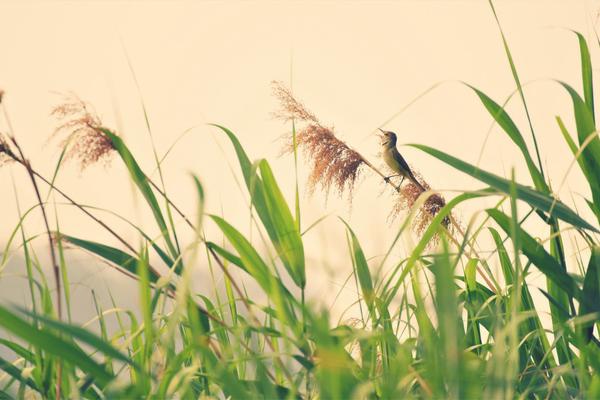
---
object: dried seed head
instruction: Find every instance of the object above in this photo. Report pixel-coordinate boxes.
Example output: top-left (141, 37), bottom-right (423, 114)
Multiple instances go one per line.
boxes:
top-left (288, 123), bottom-right (365, 199)
top-left (272, 81), bottom-right (319, 124)
top-left (274, 82), bottom-right (366, 199)
top-left (388, 170), bottom-right (451, 240)
top-left (50, 94), bottom-right (115, 170)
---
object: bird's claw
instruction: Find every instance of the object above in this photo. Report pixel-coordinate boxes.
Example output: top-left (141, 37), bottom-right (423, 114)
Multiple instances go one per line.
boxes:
top-left (383, 176), bottom-right (391, 183)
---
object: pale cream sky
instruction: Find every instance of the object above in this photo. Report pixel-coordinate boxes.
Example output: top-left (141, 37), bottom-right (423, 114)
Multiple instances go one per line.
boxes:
top-left (1, 1), bottom-right (599, 318)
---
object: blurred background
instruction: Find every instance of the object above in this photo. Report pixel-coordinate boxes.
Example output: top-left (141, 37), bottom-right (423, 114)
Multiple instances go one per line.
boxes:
top-left (1, 0), bottom-right (599, 323)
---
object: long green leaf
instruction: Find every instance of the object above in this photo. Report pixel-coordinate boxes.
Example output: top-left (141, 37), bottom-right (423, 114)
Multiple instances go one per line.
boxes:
top-left (487, 209), bottom-right (581, 300)
top-left (467, 85), bottom-right (546, 191)
top-left (557, 82), bottom-right (600, 225)
top-left (579, 246), bottom-right (600, 342)
top-left (572, 31), bottom-right (594, 122)
top-left (61, 234), bottom-right (160, 283)
top-left (411, 143), bottom-right (598, 232)
top-left (258, 160), bottom-right (305, 288)
top-left (102, 129), bottom-right (178, 261)
top-left (341, 220), bottom-right (374, 312)
top-left (212, 125), bottom-right (305, 288)
top-left (0, 304), bottom-right (114, 386)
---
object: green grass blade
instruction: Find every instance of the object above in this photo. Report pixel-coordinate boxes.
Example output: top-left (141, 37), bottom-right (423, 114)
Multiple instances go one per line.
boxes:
top-left (340, 219), bottom-right (374, 314)
top-left (572, 31), bottom-right (595, 122)
top-left (411, 143), bottom-right (598, 232)
top-left (60, 234), bottom-right (160, 283)
top-left (0, 304), bottom-right (115, 387)
top-left (258, 159), bottom-right (305, 288)
top-left (487, 209), bottom-right (581, 300)
top-left (467, 85), bottom-right (546, 191)
top-left (578, 246), bottom-right (600, 342)
top-left (557, 82), bottom-right (600, 225)
top-left (101, 128), bottom-right (179, 262)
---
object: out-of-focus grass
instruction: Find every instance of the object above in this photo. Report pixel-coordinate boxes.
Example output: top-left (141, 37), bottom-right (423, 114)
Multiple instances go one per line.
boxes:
top-left (0, 3), bottom-right (599, 399)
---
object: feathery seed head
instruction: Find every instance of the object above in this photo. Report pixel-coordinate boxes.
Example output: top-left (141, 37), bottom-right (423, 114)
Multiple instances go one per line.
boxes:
top-left (50, 94), bottom-right (115, 170)
top-left (273, 82), bottom-right (366, 199)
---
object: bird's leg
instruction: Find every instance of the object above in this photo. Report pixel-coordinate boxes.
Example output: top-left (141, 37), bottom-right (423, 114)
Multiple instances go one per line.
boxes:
top-left (399, 177), bottom-right (405, 186)
top-left (384, 174), bottom-right (401, 183)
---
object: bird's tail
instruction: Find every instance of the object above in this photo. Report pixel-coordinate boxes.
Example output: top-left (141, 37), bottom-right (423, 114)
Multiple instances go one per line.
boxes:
top-left (409, 173), bottom-right (427, 192)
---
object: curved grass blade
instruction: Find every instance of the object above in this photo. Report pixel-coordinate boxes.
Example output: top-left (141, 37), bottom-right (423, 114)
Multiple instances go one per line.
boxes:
top-left (0, 357), bottom-right (40, 392)
top-left (258, 159), bottom-right (305, 288)
top-left (411, 144), bottom-right (599, 233)
top-left (340, 219), bottom-right (374, 313)
top-left (487, 209), bottom-right (581, 300)
top-left (571, 31), bottom-right (594, 122)
top-left (466, 84), bottom-right (546, 191)
top-left (557, 82), bottom-right (600, 225)
top-left (18, 308), bottom-right (144, 373)
top-left (212, 124), bottom-right (305, 288)
top-left (0, 304), bottom-right (115, 387)
top-left (60, 234), bottom-right (160, 283)
top-left (209, 215), bottom-right (297, 327)
top-left (579, 246), bottom-right (600, 342)
top-left (101, 129), bottom-right (179, 262)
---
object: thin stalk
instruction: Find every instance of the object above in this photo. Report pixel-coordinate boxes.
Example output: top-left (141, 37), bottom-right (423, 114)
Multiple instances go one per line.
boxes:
top-left (207, 246), bottom-right (295, 386)
top-left (8, 138), bottom-right (63, 399)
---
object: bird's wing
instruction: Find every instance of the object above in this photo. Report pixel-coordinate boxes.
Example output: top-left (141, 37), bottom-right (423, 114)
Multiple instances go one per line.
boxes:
top-left (393, 149), bottom-right (426, 190)
top-left (392, 149), bottom-right (413, 175)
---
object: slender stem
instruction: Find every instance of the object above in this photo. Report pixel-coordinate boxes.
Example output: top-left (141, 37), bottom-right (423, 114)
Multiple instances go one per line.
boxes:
top-left (207, 247), bottom-right (295, 385)
top-left (8, 138), bottom-right (63, 399)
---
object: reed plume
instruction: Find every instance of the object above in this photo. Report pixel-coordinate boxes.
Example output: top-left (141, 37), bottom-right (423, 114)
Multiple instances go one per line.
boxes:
top-left (50, 94), bottom-right (115, 170)
top-left (273, 81), bottom-right (366, 199)
top-left (272, 81), bottom-right (449, 235)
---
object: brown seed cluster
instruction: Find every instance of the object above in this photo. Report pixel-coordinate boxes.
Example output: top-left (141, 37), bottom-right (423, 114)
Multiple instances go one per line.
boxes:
top-left (50, 94), bottom-right (115, 170)
top-left (273, 81), bottom-right (366, 199)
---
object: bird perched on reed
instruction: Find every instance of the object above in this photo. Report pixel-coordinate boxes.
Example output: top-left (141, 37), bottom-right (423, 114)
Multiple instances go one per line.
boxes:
top-left (379, 129), bottom-right (426, 191)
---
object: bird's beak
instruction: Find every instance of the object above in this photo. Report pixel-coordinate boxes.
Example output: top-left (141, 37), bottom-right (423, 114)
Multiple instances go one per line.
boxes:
top-left (377, 128), bottom-right (385, 138)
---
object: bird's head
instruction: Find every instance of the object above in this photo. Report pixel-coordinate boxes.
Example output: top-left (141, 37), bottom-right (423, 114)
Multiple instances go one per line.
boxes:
top-left (378, 129), bottom-right (397, 147)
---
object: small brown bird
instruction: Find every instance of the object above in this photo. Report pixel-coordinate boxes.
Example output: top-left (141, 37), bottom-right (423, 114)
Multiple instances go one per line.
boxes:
top-left (379, 129), bottom-right (426, 191)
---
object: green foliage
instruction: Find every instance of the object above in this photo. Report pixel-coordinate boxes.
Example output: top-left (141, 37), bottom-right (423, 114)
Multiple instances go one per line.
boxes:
top-left (0, 8), bottom-right (599, 399)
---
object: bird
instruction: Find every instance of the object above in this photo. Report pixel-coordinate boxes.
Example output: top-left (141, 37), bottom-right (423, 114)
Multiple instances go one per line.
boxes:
top-left (378, 128), bottom-right (426, 192)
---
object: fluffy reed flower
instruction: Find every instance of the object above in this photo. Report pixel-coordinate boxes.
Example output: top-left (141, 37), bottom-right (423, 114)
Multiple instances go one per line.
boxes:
top-left (388, 176), bottom-right (450, 237)
top-left (273, 81), bottom-right (366, 198)
top-left (50, 94), bottom-right (115, 170)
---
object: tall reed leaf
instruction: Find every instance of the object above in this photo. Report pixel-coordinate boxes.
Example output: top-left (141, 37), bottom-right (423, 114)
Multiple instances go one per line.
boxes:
top-left (487, 209), bottom-right (581, 300)
top-left (101, 129), bottom-right (179, 261)
top-left (572, 31), bottom-right (595, 122)
top-left (60, 234), bottom-right (160, 284)
top-left (467, 85), bottom-right (546, 191)
top-left (341, 220), bottom-right (374, 313)
top-left (579, 246), bottom-right (600, 342)
top-left (411, 144), bottom-right (599, 232)
top-left (557, 83), bottom-right (600, 225)
top-left (258, 160), bottom-right (305, 288)
top-left (213, 125), bottom-right (305, 288)
top-left (209, 215), bottom-right (296, 326)
top-left (0, 305), bottom-right (115, 387)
